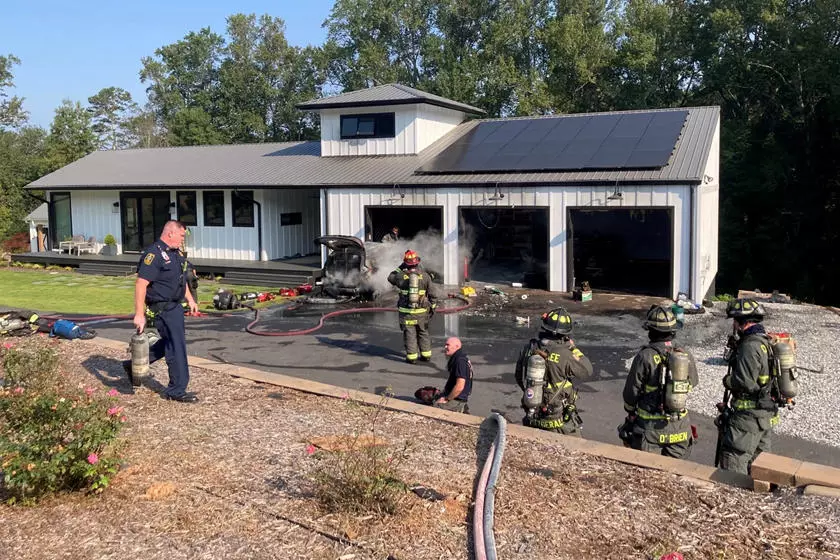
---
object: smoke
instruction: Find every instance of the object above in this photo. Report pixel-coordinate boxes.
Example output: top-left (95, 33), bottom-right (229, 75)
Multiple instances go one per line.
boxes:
top-left (363, 228), bottom-right (452, 295)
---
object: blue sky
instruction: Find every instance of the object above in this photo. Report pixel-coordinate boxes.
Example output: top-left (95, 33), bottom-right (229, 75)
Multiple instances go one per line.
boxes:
top-left (3, 0), bottom-right (335, 128)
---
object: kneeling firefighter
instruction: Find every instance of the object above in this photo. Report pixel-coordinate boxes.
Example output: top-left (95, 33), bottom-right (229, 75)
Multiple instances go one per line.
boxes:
top-left (387, 250), bottom-right (437, 363)
top-left (515, 307), bottom-right (593, 436)
top-left (620, 305), bottom-right (699, 458)
top-left (716, 298), bottom-right (796, 474)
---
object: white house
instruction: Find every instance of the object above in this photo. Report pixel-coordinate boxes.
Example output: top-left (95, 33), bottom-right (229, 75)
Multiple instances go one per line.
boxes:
top-left (25, 83), bottom-right (719, 300)
top-left (24, 203), bottom-right (49, 252)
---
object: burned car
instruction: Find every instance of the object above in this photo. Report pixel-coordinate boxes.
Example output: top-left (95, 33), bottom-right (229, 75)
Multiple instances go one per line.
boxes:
top-left (313, 235), bottom-right (375, 300)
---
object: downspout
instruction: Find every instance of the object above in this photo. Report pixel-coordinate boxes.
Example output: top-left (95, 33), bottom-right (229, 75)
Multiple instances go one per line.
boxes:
top-left (235, 189), bottom-right (263, 261)
top-left (319, 188), bottom-right (328, 267)
top-left (689, 184), bottom-right (697, 302)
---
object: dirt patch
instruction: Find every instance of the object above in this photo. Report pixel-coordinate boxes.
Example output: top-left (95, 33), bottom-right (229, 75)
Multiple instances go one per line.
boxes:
top-left (1, 335), bottom-right (838, 559)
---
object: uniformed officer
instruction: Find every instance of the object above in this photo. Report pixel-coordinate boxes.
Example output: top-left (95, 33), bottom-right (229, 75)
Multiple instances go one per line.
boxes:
top-left (387, 250), bottom-right (437, 363)
top-left (515, 307), bottom-right (593, 436)
top-left (620, 305), bottom-right (699, 458)
top-left (126, 221), bottom-right (200, 402)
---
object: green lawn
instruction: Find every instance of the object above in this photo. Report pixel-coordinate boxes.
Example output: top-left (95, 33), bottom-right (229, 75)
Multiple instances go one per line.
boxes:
top-left (0, 268), bottom-right (283, 315)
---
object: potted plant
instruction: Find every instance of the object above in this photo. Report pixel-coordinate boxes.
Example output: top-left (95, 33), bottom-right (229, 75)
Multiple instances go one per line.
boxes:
top-left (102, 234), bottom-right (117, 256)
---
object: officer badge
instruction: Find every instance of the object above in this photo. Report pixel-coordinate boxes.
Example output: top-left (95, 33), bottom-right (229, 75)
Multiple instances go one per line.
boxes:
top-left (143, 253), bottom-right (155, 265)
top-left (162, 252), bottom-right (170, 263)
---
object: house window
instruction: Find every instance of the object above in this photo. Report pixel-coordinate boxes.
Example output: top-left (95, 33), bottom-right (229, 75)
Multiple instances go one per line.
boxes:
top-left (176, 191), bottom-right (197, 226)
top-left (340, 113), bottom-right (396, 140)
top-left (232, 191), bottom-right (255, 228)
top-left (280, 212), bottom-right (302, 226)
top-left (203, 191), bottom-right (225, 227)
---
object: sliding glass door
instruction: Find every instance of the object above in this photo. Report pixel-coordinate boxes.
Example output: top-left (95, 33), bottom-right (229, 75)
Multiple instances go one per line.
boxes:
top-left (49, 192), bottom-right (72, 248)
top-left (120, 192), bottom-right (171, 252)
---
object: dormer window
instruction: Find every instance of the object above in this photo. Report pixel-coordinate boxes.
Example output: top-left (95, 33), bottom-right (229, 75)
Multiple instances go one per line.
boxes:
top-left (340, 113), bottom-right (395, 140)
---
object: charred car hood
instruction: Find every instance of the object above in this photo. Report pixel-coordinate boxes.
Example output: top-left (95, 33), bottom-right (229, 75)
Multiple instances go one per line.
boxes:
top-left (314, 235), bottom-right (366, 254)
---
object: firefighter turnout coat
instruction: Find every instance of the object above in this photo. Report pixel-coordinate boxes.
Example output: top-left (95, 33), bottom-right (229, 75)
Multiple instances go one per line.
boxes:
top-left (623, 340), bottom-right (699, 457)
top-left (515, 337), bottom-right (593, 433)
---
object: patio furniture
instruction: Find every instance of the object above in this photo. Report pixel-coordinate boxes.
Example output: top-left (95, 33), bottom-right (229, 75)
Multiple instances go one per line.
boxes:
top-left (75, 236), bottom-right (96, 255)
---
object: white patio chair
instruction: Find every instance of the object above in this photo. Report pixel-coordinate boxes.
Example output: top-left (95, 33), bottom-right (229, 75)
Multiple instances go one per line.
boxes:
top-left (75, 236), bottom-right (96, 255)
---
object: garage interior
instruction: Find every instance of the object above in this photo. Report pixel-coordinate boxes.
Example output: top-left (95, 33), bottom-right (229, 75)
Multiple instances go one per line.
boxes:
top-left (568, 208), bottom-right (672, 296)
top-left (364, 206), bottom-right (443, 242)
top-left (460, 207), bottom-right (549, 289)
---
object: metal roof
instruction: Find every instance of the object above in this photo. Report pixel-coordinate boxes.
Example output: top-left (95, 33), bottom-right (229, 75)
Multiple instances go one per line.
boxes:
top-left (24, 203), bottom-right (48, 221)
top-left (26, 106), bottom-right (719, 190)
top-left (296, 83), bottom-right (486, 115)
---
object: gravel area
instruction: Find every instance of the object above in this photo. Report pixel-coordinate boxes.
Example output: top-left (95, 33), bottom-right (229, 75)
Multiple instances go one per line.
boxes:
top-left (683, 302), bottom-right (840, 448)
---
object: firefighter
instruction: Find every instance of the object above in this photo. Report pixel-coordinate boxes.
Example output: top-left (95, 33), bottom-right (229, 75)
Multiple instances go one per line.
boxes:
top-left (718, 298), bottom-right (778, 474)
top-left (381, 226), bottom-right (400, 243)
top-left (387, 250), bottom-right (437, 363)
top-left (515, 307), bottom-right (593, 436)
top-left (620, 305), bottom-right (699, 458)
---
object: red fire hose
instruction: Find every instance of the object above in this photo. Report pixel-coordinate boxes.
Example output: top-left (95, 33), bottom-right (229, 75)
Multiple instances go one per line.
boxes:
top-left (245, 293), bottom-right (472, 337)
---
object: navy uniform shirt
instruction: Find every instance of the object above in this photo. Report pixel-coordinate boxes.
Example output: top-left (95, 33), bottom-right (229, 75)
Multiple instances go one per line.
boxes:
top-left (137, 241), bottom-right (186, 304)
top-left (444, 348), bottom-right (473, 401)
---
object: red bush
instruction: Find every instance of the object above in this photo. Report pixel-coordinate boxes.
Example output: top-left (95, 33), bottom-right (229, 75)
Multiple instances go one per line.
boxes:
top-left (2, 232), bottom-right (31, 254)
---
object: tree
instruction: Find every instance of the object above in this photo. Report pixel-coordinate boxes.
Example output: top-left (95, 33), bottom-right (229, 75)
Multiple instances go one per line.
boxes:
top-left (0, 126), bottom-right (49, 239)
top-left (126, 109), bottom-right (168, 148)
top-left (0, 54), bottom-right (27, 129)
top-left (46, 100), bottom-right (97, 168)
top-left (140, 27), bottom-right (226, 144)
top-left (87, 87), bottom-right (139, 150)
top-left (167, 107), bottom-right (224, 146)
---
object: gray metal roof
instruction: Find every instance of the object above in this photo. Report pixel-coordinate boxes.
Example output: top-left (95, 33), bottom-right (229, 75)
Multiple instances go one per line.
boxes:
top-left (24, 203), bottom-right (48, 221)
top-left (297, 83), bottom-right (486, 115)
top-left (27, 106), bottom-right (719, 190)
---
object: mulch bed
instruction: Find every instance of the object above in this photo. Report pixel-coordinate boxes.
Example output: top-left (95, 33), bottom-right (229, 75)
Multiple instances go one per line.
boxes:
top-left (1, 335), bottom-right (838, 559)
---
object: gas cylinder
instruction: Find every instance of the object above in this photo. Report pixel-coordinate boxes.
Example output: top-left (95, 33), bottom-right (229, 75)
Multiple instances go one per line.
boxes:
top-left (664, 350), bottom-right (690, 413)
top-left (408, 271), bottom-right (421, 308)
top-left (522, 352), bottom-right (546, 417)
top-left (773, 341), bottom-right (798, 400)
top-left (130, 332), bottom-right (150, 379)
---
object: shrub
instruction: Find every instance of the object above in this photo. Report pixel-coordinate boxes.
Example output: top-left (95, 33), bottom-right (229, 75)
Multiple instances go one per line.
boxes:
top-left (309, 393), bottom-right (409, 515)
top-left (0, 346), bottom-right (124, 503)
top-left (2, 346), bottom-right (60, 393)
top-left (712, 293), bottom-right (735, 302)
top-left (103, 234), bottom-right (116, 246)
top-left (1, 233), bottom-right (30, 254)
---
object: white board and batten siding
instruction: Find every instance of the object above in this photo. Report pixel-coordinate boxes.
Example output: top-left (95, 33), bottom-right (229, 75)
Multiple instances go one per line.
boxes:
top-left (261, 188), bottom-right (321, 260)
top-left (325, 185), bottom-right (694, 298)
top-left (319, 105), bottom-right (465, 157)
top-left (694, 120), bottom-right (721, 302)
top-left (67, 190), bottom-right (123, 254)
top-left (65, 189), bottom-right (319, 261)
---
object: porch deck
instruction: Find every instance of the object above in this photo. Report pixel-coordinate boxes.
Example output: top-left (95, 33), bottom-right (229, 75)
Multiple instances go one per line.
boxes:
top-left (14, 252), bottom-right (322, 277)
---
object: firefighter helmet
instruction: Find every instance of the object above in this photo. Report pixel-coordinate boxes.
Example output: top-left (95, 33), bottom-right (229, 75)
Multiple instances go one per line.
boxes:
top-left (726, 298), bottom-right (766, 321)
top-left (643, 305), bottom-right (678, 333)
top-left (403, 250), bottom-right (420, 267)
top-left (540, 307), bottom-right (573, 335)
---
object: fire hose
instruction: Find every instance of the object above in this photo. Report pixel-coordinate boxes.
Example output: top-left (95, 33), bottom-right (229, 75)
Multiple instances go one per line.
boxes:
top-left (473, 412), bottom-right (506, 560)
top-left (244, 293), bottom-right (472, 337)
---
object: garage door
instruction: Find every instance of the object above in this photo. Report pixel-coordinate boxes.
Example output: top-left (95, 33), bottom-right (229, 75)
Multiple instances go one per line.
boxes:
top-left (568, 208), bottom-right (672, 296)
top-left (460, 207), bottom-right (549, 288)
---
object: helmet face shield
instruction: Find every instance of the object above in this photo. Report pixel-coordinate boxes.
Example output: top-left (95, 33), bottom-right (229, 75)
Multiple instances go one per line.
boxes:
top-left (540, 307), bottom-right (573, 335)
top-left (643, 305), bottom-right (677, 332)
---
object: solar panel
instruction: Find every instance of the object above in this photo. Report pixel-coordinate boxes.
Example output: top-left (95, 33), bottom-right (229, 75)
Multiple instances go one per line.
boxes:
top-left (415, 110), bottom-right (688, 174)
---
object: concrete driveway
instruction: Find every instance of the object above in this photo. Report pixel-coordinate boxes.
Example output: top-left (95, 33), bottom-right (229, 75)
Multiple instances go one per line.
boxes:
top-left (88, 299), bottom-right (840, 469)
